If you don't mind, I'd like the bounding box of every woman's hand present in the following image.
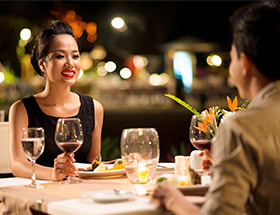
[51,153,77,181]
[198,149,213,171]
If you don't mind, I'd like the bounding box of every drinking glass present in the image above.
[189,114,217,175]
[21,127,45,188]
[55,118,83,184]
[121,128,160,184]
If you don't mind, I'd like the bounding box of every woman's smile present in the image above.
[61,70,75,77]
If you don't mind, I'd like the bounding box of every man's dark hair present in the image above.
[30,20,81,77]
[230,1,280,80]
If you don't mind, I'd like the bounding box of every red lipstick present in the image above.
[61,70,75,77]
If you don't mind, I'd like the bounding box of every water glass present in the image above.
[21,127,45,188]
[121,128,160,184]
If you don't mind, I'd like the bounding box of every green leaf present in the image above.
[157,177,167,183]
[180,142,187,156]
[165,94,200,115]
[241,99,251,109]
[170,145,178,157]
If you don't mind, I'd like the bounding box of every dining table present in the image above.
[0,164,206,215]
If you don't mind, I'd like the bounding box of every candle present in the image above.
[138,162,149,183]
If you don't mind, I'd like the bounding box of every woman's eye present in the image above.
[73,54,80,59]
[56,55,64,59]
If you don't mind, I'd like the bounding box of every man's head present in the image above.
[230,1,280,81]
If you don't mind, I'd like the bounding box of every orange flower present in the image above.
[202,108,215,125]
[227,96,245,112]
[194,119,208,133]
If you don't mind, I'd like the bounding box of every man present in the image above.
[152,1,280,214]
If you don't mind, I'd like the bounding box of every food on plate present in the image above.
[189,167,201,185]
[91,154,102,171]
[77,158,125,172]
[94,163,107,171]
[105,164,124,171]
[156,167,202,187]
[156,174,191,186]
[113,159,123,166]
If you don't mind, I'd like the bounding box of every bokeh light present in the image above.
[97,62,107,76]
[111,17,125,29]
[0,72,5,83]
[148,73,170,86]
[212,55,222,66]
[90,45,107,60]
[105,61,117,72]
[78,69,84,79]
[80,52,93,70]
[133,56,148,69]
[20,28,31,41]
[207,54,222,67]
[173,51,193,92]
[120,68,132,79]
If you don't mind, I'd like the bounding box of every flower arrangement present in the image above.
[165,94,250,136]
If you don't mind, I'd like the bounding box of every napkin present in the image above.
[47,196,166,215]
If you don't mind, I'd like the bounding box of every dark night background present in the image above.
[0,1,255,75]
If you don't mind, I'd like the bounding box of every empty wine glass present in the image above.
[55,118,83,184]
[21,127,45,188]
[121,128,160,184]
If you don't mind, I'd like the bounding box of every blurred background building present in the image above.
[0,1,252,161]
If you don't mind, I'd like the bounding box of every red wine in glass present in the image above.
[55,118,83,184]
[56,141,82,154]
[189,114,217,176]
[190,139,211,151]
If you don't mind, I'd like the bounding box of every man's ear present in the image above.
[38,60,46,73]
[240,53,253,76]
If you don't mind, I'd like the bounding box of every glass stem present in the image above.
[203,152,209,176]
[31,160,36,186]
[67,152,73,183]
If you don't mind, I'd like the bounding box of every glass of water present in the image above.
[21,127,45,188]
[121,128,160,184]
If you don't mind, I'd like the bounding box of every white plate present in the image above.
[177,184,209,196]
[81,190,135,203]
[74,163,126,179]
[156,162,175,171]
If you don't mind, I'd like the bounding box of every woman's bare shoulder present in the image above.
[9,100,28,125]
[93,99,104,112]
[10,100,25,112]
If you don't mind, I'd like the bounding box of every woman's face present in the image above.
[40,34,81,86]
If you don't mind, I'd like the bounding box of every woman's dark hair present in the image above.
[30,20,80,77]
[229,1,280,80]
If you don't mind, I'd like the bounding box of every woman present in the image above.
[9,20,103,181]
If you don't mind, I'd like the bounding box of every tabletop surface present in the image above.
[0,167,205,215]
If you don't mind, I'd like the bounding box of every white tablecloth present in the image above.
[47,196,169,215]
[0,177,51,187]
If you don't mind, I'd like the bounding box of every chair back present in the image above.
[0,122,11,174]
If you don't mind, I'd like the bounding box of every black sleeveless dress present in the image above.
[22,94,95,167]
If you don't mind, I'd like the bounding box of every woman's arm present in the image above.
[9,100,75,181]
[87,99,104,163]
[9,100,52,179]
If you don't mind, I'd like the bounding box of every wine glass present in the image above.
[189,114,217,175]
[121,128,160,184]
[21,127,45,188]
[55,118,83,184]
